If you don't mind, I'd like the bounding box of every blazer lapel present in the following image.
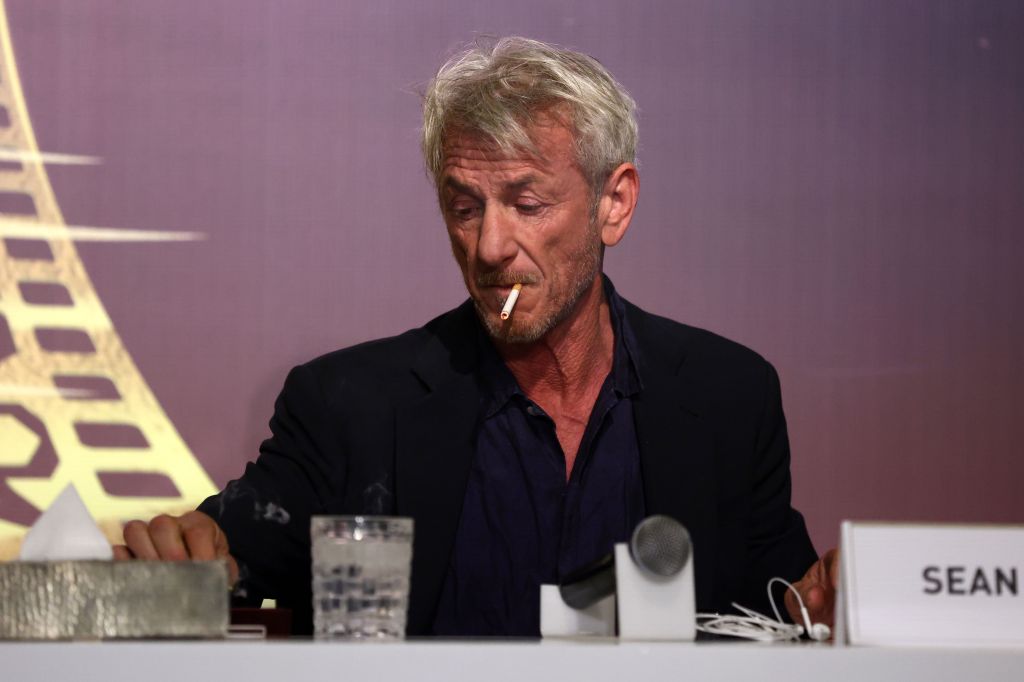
[629,305,719,608]
[395,305,481,635]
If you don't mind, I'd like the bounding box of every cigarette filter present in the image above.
[500,283,522,320]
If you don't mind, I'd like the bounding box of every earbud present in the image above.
[808,622,831,642]
[799,603,830,642]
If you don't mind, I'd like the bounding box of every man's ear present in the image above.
[598,163,639,247]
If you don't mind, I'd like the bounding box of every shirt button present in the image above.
[526,405,542,417]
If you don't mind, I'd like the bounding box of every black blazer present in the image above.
[200,297,817,635]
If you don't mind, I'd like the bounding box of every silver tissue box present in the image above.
[0,560,229,640]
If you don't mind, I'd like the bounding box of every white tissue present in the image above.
[18,484,114,561]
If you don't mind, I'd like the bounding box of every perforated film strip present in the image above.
[0,2,215,558]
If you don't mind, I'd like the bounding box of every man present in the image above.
[116,37,837,636]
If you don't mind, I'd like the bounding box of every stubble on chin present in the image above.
[474,298,548,344]
[473,238,601,345]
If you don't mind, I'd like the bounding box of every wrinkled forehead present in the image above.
[439,115,581,179]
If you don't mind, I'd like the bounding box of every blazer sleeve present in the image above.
[197,362,346,613]
[736,361,818,613]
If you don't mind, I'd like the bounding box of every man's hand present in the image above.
[113,511,239,586]
[784,548,839,633]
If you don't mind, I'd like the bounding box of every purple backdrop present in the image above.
[5,0,1023,551]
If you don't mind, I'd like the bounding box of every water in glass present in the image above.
[311,516,413,640]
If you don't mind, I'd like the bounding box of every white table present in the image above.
[4,639,1023,682]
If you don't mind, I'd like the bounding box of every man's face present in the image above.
[439,120,603,344]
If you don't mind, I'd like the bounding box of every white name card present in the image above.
[836,521,1024,647]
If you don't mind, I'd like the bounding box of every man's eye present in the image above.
[450,205,479,220]
[516,203,543,215]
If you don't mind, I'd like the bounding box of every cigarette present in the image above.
[500,283,522,320]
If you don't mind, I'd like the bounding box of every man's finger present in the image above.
[179,512,218,561]
[802,584,825,612]
[825,548,840,586]
[111,544,134,561]
[148,514,189,561]
[173,511,239,585]
[122,519,160,560]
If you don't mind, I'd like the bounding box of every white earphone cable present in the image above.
[695,577,830,642]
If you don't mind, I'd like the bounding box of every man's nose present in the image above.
[476,205,518,268]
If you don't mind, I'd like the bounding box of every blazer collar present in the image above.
[626,301,718,606]
[396,300,482,634]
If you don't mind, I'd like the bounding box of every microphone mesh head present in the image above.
[630,515,691,577]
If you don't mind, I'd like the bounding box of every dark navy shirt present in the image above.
[431,279,646,636]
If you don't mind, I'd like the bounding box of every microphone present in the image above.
[559,515,691,610]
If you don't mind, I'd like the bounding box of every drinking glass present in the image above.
[311,516,414,640]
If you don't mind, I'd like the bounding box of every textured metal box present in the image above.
[0,561,229,640]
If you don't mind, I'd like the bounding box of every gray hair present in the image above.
[422,36,638,195]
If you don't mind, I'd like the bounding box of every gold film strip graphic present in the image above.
[0,2,215,559]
